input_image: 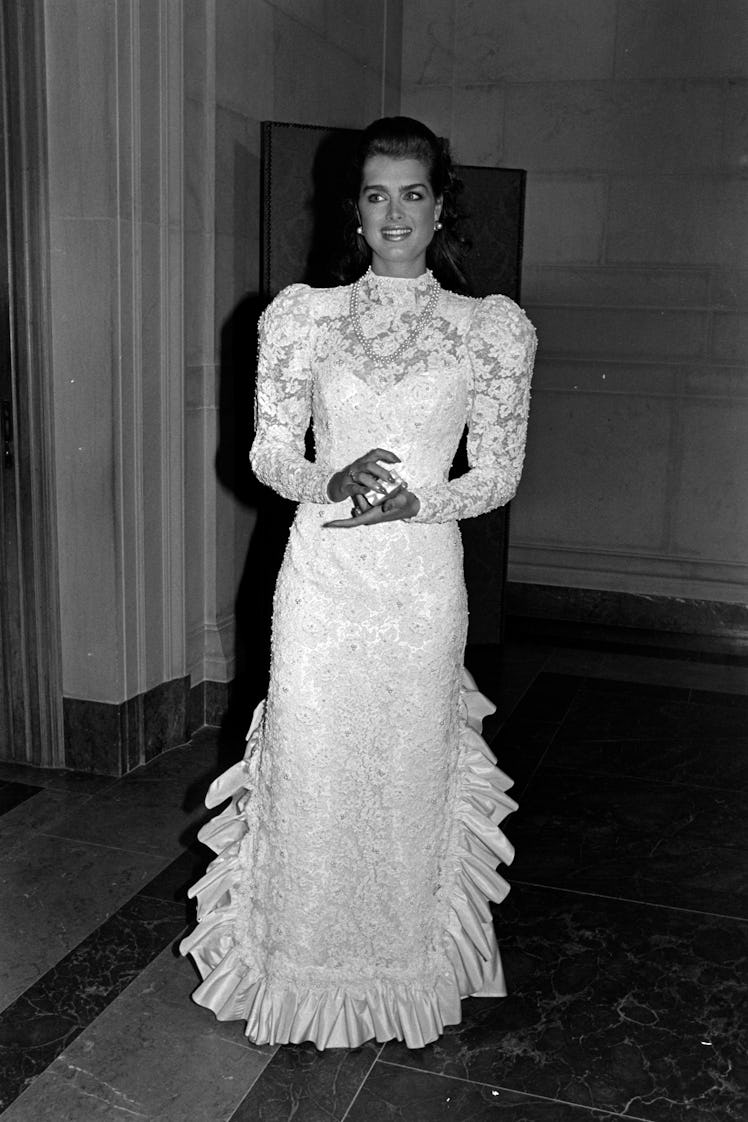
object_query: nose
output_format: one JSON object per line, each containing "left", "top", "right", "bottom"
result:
{"left": 386, "top": 196, "right": 403, "bottom": 221}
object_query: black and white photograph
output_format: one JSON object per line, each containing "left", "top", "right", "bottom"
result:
{"left": 0, "top": 2, "right": 746, "bottom": 1119}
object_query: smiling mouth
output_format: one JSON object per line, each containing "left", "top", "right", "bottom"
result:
{"left": 380, "top": 227, "right": 412, "bottom": 240}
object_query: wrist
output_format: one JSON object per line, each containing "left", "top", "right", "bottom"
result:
{"left": 327, "top": 470, "right": 344, "bottom": 502}
{"left": 405, "top": 491, "right": 421, "bottom": 519}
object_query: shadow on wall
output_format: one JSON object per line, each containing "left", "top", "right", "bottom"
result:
{"left": 304, "top": 127, "right": 359, "bottom": 287}
{"left": 215, "top": 130, "right": 361, "bottom": 744}
{"left": 216, "top": 289, "right": 288, "bottom": 744}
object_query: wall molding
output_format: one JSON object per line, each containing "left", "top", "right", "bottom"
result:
{"left": 159, "top": 0, "right": 186, "bottom": 681}
{"left": 1, "top": 0, "right": 64, "bottom": 766}
{"left": 187, "top": 613, "right": 235, "bottom": 685}
{"left": 507, "top": 581, "right": 748, "bottom": 640}
{"left": 115, "top": 0, "right": 147, "bottom": 699}
{"left": 64, "top": 674, "right": 190, "bottom": 776}
{"left": 509, "top": 542, "right": 748, "bottom": 605}
{"left": 113, "top": 0, "right": 186, "bottom": 698}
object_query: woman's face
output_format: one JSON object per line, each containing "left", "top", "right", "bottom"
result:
{"left": 357, "top": 155, "right": 443, "bottom": 277}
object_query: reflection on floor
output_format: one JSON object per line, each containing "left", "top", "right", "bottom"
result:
{"left": 0, "top": 628, "right": 746, "bottom": 1121}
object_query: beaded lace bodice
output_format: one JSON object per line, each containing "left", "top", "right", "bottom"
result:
{"left": 251, "top": 269, "right": 537, "bottom": 522}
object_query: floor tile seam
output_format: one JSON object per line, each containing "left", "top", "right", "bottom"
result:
{"left": 494, "top": 647, "right": 555, "bottom": 725}
{"left": 0, "top": 910, "right": 189, "bottom": 1022}
{"left": 509, "top": 723, "right": 564, "bottom": 799}
{"left": 563, "top": 675, "right": 748, "bottom": 706}
{"left": 511, "top": 879, "right": 748, "bottom": 924}
{"left": 540, "top": 668, "right": 682, "bottom": 690}
{"left": 0, "top": 789, "right": 103, "bottom": 829}
{"left": 374, "top": 1059, "right": 643, "bottom": 1120}
{"left": 34, "top": 829, "right": 175, "bottom": 860}
{"left": 200, "top": 1033, "right": 278, "bottom": 1062}
{"left": 508, "top": 693, "right": 583, "bottom": 734}
{"left": 131, "top": 890, "right": 187, "bottom": 917}
{"left": 538, "top": 678, "right": 587, "bottom": 726}
{"left": 213, "top": 1035, "right": 279, "bottom": 1063}
{"left": 135, "top": 884, "right": 193, "bottom": 907}
{"left": 221, "top": 1044, "right": 282, "bottom": 1121}
{"left": 31, "top": 1021, "right": 268, "bottom": 1122}
{"left": 134, "top": 852, "right": 203, "bottom": 905}
{"left": 0, "top": 779, "right": 43, "bottom": 794}
{"left": 338, "top": 1043, "right": 387, "bottom": 1122}
{"left": 102, "top": 887, "right": 187, "bottom": 920}
{"left": 121, "top": 738, "right": 206, "bottom": 772}
{"left": 0, "top": 863, "right": 188, "bottom": 1020}
{"left": 538, "top": 760, "right": 746, "bottom": 796}
{"left": 0, "top": 793, "right": 43, "bottom": 821}
{"left": 591, "top": 675, "right": 748, "bottom": 699}
{"left": 562, "top": 685, "right": 693, "bottom": 706}
{"left": 0, "top": 924, "right": 189, "bottom": 1111}
{"left": 492, "top": 683, "right": 543, "bottom": 734}
{"left": 67, "top": 922, "right": 192, "bottom": 1020}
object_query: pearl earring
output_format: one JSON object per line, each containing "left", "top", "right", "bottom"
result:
{"left": 356, "top": 225, "right": 363, "bottom": 235}
{"left": 434, "top": 220, "right": 443, "bottom": 231}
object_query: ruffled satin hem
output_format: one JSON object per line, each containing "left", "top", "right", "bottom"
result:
{"left": 179, "top": 667, "right": 518, "bottom": 1049}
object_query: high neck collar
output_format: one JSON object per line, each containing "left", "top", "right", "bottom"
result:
{"left": 364, "top": 266, "right": 433, "bottom": 287}
{"left": 358, "top": 267, "right": 436, "bottom": 304}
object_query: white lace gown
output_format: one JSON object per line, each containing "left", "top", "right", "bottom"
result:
{"left": 180, "top": 269, "right": 537, "bottom": 1049}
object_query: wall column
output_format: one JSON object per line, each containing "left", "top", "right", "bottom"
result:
{"left": 46, "top": 0, "right": 188, "bottom": 773}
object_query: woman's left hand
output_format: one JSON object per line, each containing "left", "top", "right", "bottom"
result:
{"left": 323, "top": 484, "right": 420, "bottom": 528}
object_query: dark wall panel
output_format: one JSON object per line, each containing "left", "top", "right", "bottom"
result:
{"left": 260, "top": 121, "right": 526, "bottom": 644}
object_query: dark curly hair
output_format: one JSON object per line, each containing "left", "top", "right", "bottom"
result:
{"left": 331, "top": 117, "right": 471, "bottom": 294}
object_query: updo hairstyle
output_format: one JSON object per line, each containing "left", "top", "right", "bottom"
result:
{"left": 334, "top": 116, "right": 471, "bottom": 294}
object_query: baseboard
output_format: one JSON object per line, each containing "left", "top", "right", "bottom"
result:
{"left": 188, "top": 679, "right": 230, "bottom": 732}
{"left": 506, "top": 582, "right": 748, "bottom": 641}
{"left": 63, "top": 675, "right": 191, "bottom": 777}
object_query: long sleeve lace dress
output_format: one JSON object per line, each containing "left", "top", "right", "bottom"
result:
{"left": 180, "top": 268, "right": 537, "bottom": 1049}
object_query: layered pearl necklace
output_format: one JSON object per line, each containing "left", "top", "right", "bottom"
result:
{"left": 349, "top": 270, "right": 441, "bottom": 366}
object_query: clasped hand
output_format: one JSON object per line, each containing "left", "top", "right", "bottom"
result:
{"left": 324, "top": 447, "right": 420, "bottom": 528}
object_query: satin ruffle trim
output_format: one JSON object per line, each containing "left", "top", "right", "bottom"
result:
{"left": 179, "top": 667, "right": 518, "bottom": 1049}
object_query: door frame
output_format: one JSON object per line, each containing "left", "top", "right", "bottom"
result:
{"left": 1, "top": 0, "right": 62, "bottom": 766}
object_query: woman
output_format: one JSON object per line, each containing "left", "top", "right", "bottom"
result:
{"left": 180, "top": 117, "right": 537, "bottom": 1050}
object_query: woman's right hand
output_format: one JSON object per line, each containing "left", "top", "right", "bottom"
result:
{"left": 326, "top": 448, "right": 401, "bottom": 504}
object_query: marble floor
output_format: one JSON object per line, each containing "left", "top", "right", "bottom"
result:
{"left": 0, "top": 629, "right": 746, "bottom": 1120}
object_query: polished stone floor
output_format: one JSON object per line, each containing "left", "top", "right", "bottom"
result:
{"left": 0, "top": 629, "right": 746, "bottom": 1120}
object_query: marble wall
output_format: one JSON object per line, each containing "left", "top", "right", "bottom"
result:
{"left": 44, "top": 0, "right": 402, "bottom": 734}
{"left": 402, "top": 0, "right": 748, "bottom": 608}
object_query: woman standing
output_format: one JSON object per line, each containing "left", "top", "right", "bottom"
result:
{"left": 181, "top": 117, "right": 537, "bottom": 1049}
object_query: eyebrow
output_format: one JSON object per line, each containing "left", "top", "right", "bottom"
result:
{"left": 361, "top": 182, "right": 429, "bottom": 193}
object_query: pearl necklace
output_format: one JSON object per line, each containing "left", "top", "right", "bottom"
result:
{"left": 349, "top": 271, "right": 441, "bottom": 366}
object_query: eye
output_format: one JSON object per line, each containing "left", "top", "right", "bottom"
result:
{"left": 404, "top": 191, "right": 424, "bottom": 201}
{"left": 365, "top": 192, "right": 386, "bottom": 203}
